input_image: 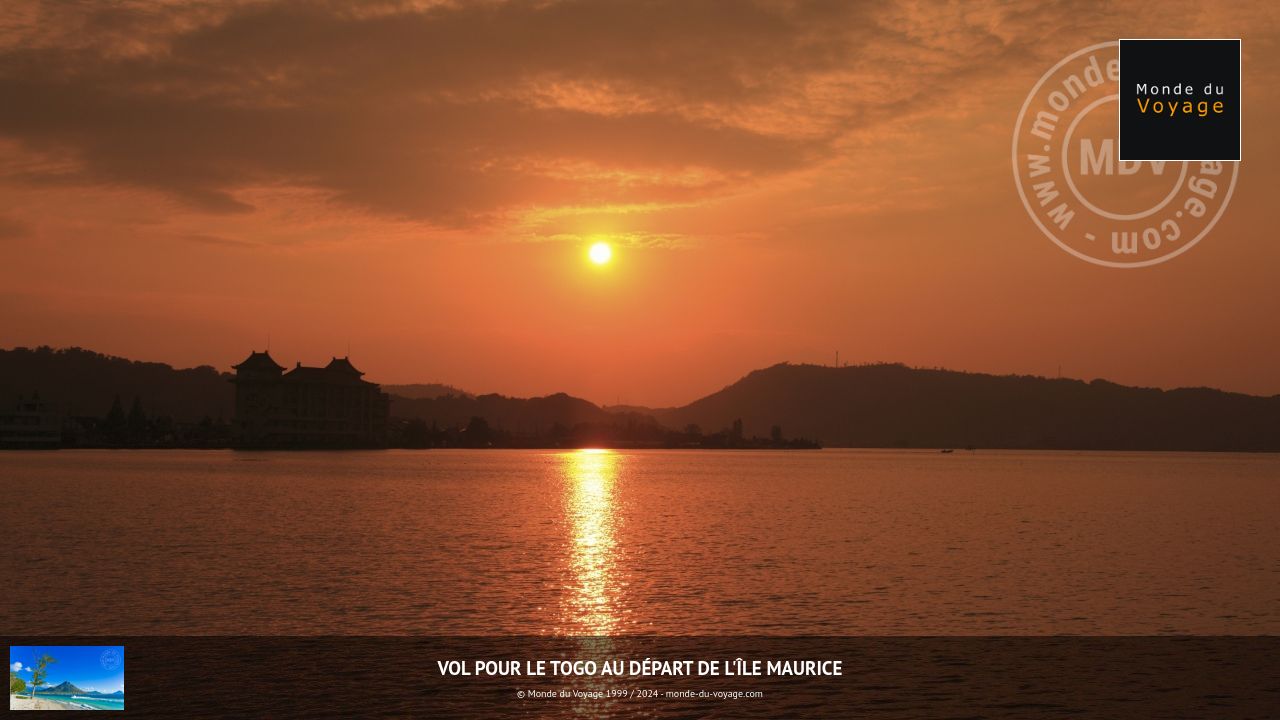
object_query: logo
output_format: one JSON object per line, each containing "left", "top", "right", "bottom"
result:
{"left": 99, "top": 648, "right": 121, "bottom": 671}
{"left": 1119, "top": 39, "right": 1241, "bottom": 161}
{"left": 1013, "top": 42, "right": 1238, "bottom": 267}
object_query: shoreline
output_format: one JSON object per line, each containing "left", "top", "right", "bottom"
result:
{"left": 10, "top": 693, "right": 90, "bottom": 710}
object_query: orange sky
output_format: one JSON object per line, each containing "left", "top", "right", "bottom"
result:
{"left": 2, "top": 0, "right": 1278, "bottom": 407}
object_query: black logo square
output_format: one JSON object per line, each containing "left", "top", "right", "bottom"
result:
{"left": 1119, "top": 39, "right": 1240, "bottom": 161}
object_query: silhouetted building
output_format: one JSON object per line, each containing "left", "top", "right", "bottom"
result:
{"left": 232, "top": 351, "right": 390, "bottom": 447}
{"left": 1, "top": 392, "right": 63, "bottom": 448}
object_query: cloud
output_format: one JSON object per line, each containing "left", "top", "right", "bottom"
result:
{"left": 180, "top": 233, "right": 255, "bottom": 248}
{"left": 0, "top": 0, "right": 1044, "bottom": 230}
{"left": 0, "top": 214, "right": 27, "bottom": 240}
{"left": 0, "top": 1, "right": 868, "bottom": 225}
{"left": 10, "top": 661, "right": 21, "bottom": 671}
{"left": 2, "top": 0, "right": 1265, "bottom": 238}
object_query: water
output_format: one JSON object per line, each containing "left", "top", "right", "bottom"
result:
{"left": 64, "top": 695, "right": 125, "bottom": 710}
{"left": 1, "top": 448, "right": 1277, "bottom": 636}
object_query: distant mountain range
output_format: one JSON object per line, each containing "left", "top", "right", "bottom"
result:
{"left": 32, "top": 681, "right": 122, "bottom": 698}
{"left": 642, "top": 362, "right": 1280, "bottom": 452}
{"left": 38, "top": 681, "right": 85, "bottom": 695}
{"left": 390, "top": 391, "right": 623, "bottom": 435}
{"left": 0, "top": 346, "right": 232, "bottom": 421}
{"left": 382, "top": 383, "right": 473, "bottom": 400}
{"left": 4, "top": 346, "right": 1279, "bottom": 450}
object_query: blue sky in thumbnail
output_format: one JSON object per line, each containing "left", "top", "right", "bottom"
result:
{"left": 9, "top": 646, "right": 124, "bottom": 694}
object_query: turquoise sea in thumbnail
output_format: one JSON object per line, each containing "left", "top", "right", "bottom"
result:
{"left": 65, "top": 695, "right": 126, "bottom": 710}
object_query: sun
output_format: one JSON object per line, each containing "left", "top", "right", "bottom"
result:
{"left": 588, "top": 241, "right": 612, "bottom": 265}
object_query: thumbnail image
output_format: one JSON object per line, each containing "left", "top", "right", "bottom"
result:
{"left": 9, "top": 646, "right": 124, "bottom": 711}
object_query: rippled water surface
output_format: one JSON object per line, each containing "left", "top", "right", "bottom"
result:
{"left": 2, "top": 449, "right": 1277, "bottom": 635}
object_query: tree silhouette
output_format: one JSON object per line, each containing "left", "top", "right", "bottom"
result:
{"left": 104, "top": 395, "right": 126, "bottom": 444}
{"left": 464, "top": 416, "right": 491, "bottom": 447}
{"left": 127, "top": 396, "right": 147, "bottom": 441}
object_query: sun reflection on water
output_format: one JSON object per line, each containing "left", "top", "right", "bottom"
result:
{"left": 560, "top": 448, "right": 622, "bottom": 636}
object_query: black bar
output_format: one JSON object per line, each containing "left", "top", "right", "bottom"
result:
{"left": 6, "top": 636, "right": 1279, "bottom": 718}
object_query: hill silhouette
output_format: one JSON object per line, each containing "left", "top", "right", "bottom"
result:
{"left": 383, "top": 383, "right": 473, "bottom": 400}
{"left": 650, "top": 362, "right": 1280, "bottom": 451}
{"left": 389, "top": 392, "right": 618, "bottom": 435}
{"left": 0, "top": 346, "right": 232, "bottom": 421}
{"left": 4, "top": 347, "right": 1279, "bottom": 450}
